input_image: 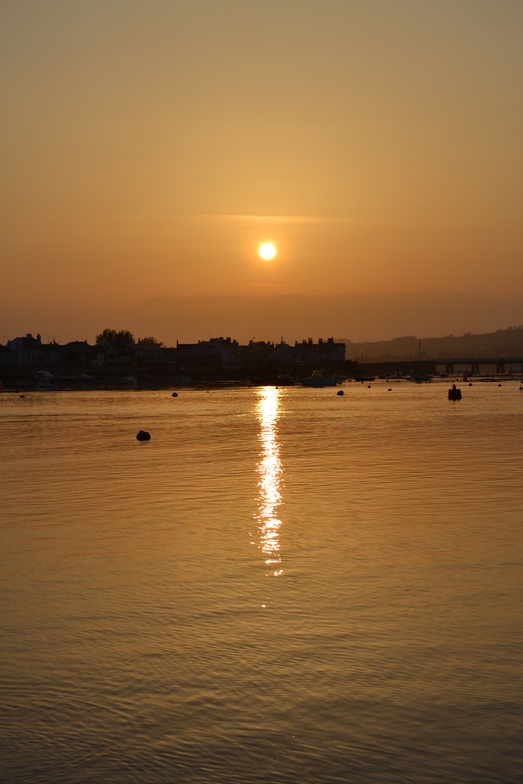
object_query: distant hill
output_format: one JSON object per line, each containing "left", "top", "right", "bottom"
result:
{"left": 340, "top": 326, "right": 523, "bottom": 362}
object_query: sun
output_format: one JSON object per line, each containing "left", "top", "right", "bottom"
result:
{"left": 259, "top": 242, "right": 276, "bottom": 260}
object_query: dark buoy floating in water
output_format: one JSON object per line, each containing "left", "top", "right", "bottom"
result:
{"left": 448, "top": 384, "right": 462, "bottom": 401}
{"left": 172, "top": 392, "right": 178, "bottom": 397}
{"left": 337, "top": 389, "right": 344, "bottom": 396}
{"left": 136, "top": 430, "right": 151, "bottom": 441}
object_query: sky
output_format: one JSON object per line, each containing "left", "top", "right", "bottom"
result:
{"left": 1, "top": 0, "right": 523, "bottom": 344}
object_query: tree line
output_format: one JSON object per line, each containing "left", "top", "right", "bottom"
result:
{"left": 95, "top": 329, "right": 163, "bottom": 346}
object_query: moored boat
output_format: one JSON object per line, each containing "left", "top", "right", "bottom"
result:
{"left": 300, "top": 370, "right": 338, "bottom": 388}
{"left": 36, "top": 370, "right": 57, "bottom": 390}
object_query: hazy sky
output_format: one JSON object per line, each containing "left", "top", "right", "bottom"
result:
{"left": 1, "top": 0, "right": 522, "bottom": 343}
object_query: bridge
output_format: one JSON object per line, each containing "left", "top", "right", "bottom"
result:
{"left": 352, "top": 357, "right": 523, "bottom": 376}
{"left": 432, "top": 357, "right": 523, "bottom": 374}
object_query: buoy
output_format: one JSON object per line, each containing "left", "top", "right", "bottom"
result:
{"left": 448, "top": 384, "right": 462, "bottom": 401}
{"left": 498, "top": 383, "right": 502, "bottom": 387}
{"left": 367, "top": 385, "right": 371, "bottom": 389}
{"left": 172, "top": 392, "right": 178, "bottom": 397}
{"left": 388, "top": 388, "right": 392, "bottom": 391}
{"left": 136, "top": 430, "right": 151, "bottom": 441}
{"left": 469, "top": 382, "right": 473, "bottom": 386}
{"left": 337, "top": 389, "right": 344, "bottom": 396}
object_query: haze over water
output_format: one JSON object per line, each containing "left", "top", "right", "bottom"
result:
{"left": 1, "top": 383, "right": 522, "bottom": 783}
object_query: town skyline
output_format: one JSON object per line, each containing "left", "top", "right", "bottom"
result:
{"left": 3, "top": 327, "right": 522, "bottom": 392}
{"left": 3, "top": 288, "right": 523, "bottom": 349}
{"left": 4, "top": 322, "right": 523, "bottom": 360}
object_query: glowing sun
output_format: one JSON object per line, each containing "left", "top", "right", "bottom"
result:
{"left": 259, "top": 242, "right": 276, "bottom": 260}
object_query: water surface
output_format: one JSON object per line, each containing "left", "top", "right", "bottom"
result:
{"left": 1, "top": 383, "right": 522, "bottom": 782}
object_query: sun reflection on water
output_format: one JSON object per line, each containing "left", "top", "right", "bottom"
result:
{"left": 256, "top": 387, "right": 283, "bottom": 577}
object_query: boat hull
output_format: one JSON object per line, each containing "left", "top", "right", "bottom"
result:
{"left": 300, "top": 378, "right": 338, "bottom": 387}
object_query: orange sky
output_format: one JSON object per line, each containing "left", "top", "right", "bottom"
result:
{"left": 1, "top": 1, "right": 523, "bottom": 344}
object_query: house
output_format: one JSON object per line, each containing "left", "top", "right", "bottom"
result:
{"left": 290, "top": 337, "right": 345, "bottom": 365}
{"left": 62, "top": 341, "right": 107, "bottom": 368}
{"left": 7, "top": 333, "right": 42, "bottom": 364}
{"left": 209, "top": 337, "right": 239, "bottom": 370}
{"left": 133, "top": 341, "right": 165, "bottom": 363}
{"left": 173, "top": 341, "right": 222, "bottom": 372}
{"left": 6, "top": 333, "right": 64, "bottom": 365}
{"left": 0, "top": 345, "right": 16, "bottom": 366}
{"left": 239, "top": 340, "right": 272, "bottom": 372}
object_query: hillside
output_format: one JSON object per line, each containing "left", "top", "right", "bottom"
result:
{"left": 341, "top": 326, "right": 523, "bottom": 362}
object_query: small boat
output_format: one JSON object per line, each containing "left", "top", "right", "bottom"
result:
{"left": 278, "top": 374, "right": 299, "bottom": 386}
{"left": 122, "top": 376, "right": 138, "bottom": 389}
{"left": 55, "top": 373, "right": 95, "bottom": 385}
{"left": 300, "top": 370, "right": 338, "bottom": 388}
{"left": 36, "top": 371, "right": 57, "bottom": 391}
{"left": 410, "top": 372, "right": 432, "bottom": 382}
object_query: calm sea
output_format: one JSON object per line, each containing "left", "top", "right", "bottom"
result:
{"left": 1, "top": 383, "right": 522, "bottom": 783}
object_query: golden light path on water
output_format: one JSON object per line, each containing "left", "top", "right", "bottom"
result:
{"left": 256, "top": 387, "right": 283, "bottom": 577}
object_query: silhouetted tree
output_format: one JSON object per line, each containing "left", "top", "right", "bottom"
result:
{"left": 96, "top": 329, "right": 135, "bottom": 345}
{"left": 137, "top": 336, "right": 164, "bottom": 347}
